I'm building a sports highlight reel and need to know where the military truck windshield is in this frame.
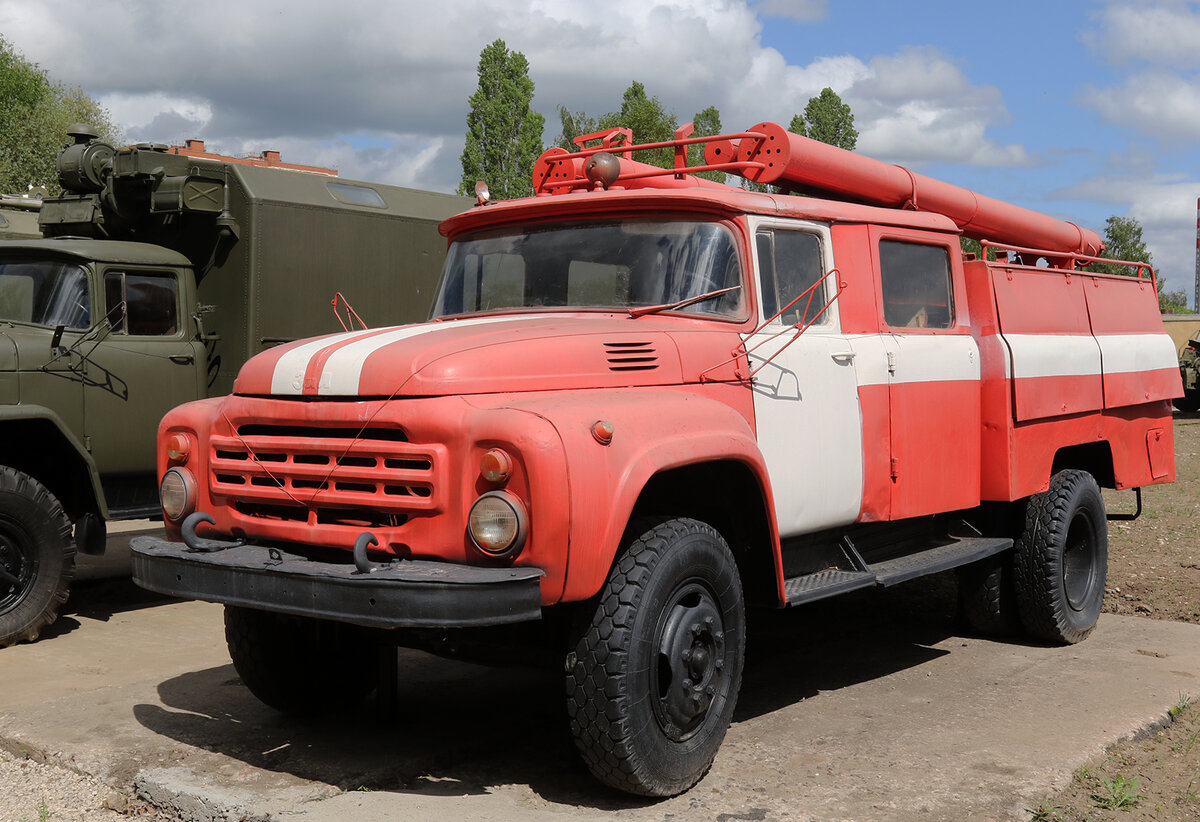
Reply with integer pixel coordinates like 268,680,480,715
433,220,744,318
0,261,90,329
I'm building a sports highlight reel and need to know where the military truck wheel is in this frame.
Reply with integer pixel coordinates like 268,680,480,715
0,467,75,647
224,606,380,715
956,551,1021,636
1013,470,1107,644
566,518,745,797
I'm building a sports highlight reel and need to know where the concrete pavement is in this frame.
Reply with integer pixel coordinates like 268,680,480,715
2,554,1198,822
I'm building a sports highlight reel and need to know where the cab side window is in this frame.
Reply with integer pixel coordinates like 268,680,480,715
756,229,826,326
104,271,179,335
879,241,953,329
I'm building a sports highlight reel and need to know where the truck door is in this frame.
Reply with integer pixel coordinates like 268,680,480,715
746,220,864,537
870,228,981,519
83,268,204,478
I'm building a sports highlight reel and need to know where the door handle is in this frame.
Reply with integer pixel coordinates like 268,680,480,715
169,354,195,365
830,350,856,363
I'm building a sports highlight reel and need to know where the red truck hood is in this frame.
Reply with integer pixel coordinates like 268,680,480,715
233,314,743,398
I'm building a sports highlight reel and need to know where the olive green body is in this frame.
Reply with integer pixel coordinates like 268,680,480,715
0,140,468,527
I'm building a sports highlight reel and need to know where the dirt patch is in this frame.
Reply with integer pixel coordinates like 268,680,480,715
1032,413,1200,821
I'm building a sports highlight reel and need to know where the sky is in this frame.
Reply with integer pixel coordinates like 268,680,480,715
2,0,1199,304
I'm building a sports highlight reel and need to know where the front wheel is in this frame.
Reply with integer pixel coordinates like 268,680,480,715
1013,470,1108,644
224,606,381,715
566,518,745,797
0,467,75,647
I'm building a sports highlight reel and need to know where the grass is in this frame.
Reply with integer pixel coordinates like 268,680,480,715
1090,774,1146,809
1169,692,1192,720
1027,800,1060,820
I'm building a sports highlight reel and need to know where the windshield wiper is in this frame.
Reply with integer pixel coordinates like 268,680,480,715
628,285,741,318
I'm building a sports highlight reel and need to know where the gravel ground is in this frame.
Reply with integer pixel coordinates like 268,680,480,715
0,748,156,822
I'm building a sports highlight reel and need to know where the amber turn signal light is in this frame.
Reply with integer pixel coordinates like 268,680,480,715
480,448,513,484
166,433,192,464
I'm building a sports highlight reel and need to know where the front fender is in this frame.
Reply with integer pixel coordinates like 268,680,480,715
0,403,106,517
492,385,779,603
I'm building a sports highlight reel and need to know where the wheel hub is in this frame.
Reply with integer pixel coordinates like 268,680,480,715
0,528,33,612
1062,511,1097,611
653,581,727,741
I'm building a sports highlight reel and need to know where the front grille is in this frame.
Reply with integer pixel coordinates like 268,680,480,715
210,423,439,529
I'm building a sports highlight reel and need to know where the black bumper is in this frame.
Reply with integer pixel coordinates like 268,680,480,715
130,537,545,628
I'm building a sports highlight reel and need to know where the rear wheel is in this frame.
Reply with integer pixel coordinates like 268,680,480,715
957,551,1021,637
0,466,75,647
224,606,381,714
1013,470,1107,644
566,518,745,797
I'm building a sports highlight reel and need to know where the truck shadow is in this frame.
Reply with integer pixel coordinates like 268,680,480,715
40,577,180,641
131,573,981,809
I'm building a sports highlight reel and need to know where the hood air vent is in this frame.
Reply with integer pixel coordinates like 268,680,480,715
604,341,659,372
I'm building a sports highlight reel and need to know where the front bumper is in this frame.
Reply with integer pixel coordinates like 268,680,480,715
131,537,544,629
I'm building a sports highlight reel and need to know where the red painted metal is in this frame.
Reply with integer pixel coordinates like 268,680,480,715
723,121,1104,255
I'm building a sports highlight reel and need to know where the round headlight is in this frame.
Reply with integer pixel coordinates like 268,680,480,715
160,467,197,522
468,491,527,556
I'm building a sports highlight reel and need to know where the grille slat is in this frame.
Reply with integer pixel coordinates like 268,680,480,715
210,423,438,529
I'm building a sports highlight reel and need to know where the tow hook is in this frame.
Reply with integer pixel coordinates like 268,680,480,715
181,512,246,552
352,532,382,574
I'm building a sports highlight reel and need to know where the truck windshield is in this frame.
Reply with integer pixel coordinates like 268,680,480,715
433,220,744,318
0,260,90,329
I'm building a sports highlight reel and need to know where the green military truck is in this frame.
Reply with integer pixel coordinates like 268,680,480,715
0,127,467,645
0,194,44,240
1177,332,1200,411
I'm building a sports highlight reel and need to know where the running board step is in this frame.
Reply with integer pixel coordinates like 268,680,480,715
783,536,1013,606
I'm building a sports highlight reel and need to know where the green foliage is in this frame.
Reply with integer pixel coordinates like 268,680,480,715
1090,774,1146,809
1094,215,1192,312
0,37,117,194
594,81,679,169
555,82,722,177
688,105,724,183
1170,693,1192,720
555,107,597,151
790,87,857,151
1026,800,1060,821
457,39,546,201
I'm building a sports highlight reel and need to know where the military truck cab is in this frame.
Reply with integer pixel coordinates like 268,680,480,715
0,131,467,646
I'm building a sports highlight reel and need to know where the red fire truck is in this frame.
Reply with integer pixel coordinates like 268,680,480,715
132,121,1181,797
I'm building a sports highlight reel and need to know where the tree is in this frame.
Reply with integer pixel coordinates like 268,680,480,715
1089,216,1190,312
0,37,118,194
458,40,545,201
555,107,597,151
795,87,857,151
555,83,722,178
689,105,724,183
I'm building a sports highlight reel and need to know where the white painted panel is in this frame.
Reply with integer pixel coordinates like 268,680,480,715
1096,333,1179,375
749,332,864,537
1003,333,1103,379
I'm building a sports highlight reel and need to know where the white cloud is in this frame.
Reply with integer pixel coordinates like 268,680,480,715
847,49,1030,167
0,0,1033,193
1081,72,1200,140
751,0,828,23
1088,1,1200,68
